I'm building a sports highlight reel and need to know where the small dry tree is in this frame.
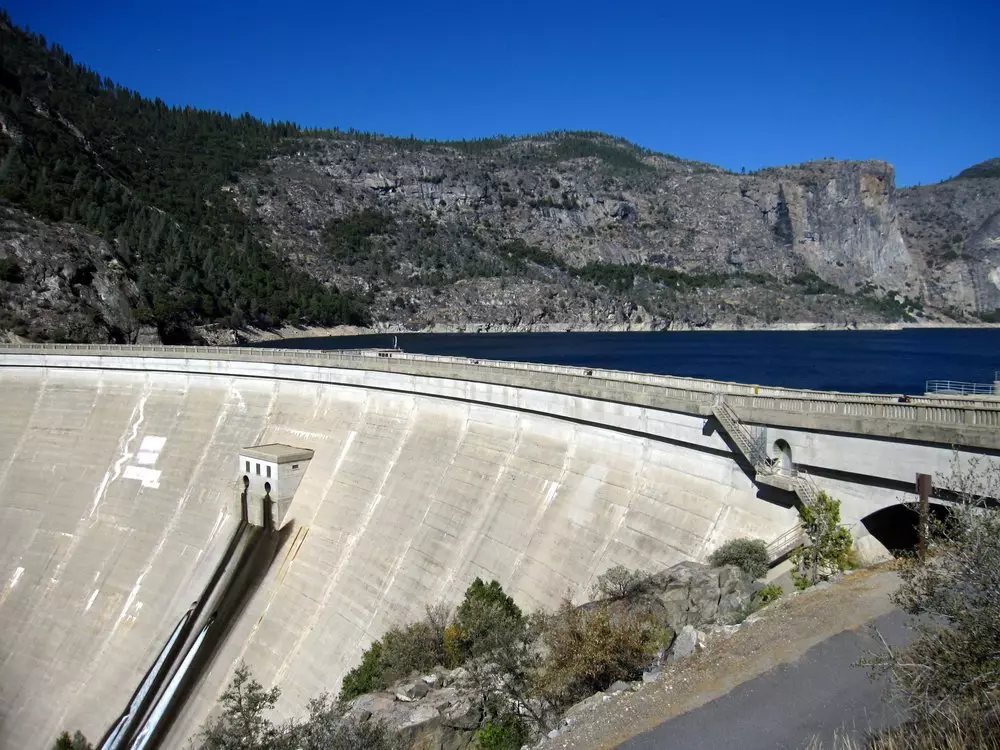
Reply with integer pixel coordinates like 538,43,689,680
863,454,1000,724
589,564,648,601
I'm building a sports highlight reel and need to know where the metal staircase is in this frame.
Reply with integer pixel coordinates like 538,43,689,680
765,523,809,563
713,395,824,563
712,396,774,474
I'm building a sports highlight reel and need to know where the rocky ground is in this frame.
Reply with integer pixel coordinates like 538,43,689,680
340,561,758,750
334,564,902,750
539,566,900,749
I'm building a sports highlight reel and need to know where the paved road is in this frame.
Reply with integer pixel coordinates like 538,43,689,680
618,610,913,750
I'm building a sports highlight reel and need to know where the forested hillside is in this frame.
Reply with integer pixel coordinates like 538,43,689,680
0,11,365,342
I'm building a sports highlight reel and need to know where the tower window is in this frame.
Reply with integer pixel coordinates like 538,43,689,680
255,463,260,475
266,465,271,478
245,460,250,472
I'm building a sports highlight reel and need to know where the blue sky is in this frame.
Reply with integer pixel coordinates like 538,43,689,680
7,0,998,186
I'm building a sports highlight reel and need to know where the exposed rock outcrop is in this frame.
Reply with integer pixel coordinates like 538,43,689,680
343,562,754,749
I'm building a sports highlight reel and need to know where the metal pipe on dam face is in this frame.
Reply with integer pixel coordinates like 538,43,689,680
0,360,800,748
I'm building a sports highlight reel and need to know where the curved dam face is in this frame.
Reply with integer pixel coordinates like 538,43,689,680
0,363,795,748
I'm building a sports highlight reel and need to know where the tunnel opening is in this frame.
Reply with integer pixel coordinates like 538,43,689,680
861,502,952,555
772,439,793,473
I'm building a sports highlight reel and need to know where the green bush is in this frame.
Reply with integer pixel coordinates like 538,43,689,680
475,713,530,750
379,619,445,685
708,538,770,580
203,663,401,750
456,578,523,631
340,581,522,702
338,640,385,702
338,605,451,702
790,492,853,589
755,583,783,606
53,732,92,750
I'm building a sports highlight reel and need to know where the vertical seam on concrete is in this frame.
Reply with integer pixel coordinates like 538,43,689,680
271,395,417,687
221,420,359,694
506,423,576,597
0,368,47,494
434,411,524,603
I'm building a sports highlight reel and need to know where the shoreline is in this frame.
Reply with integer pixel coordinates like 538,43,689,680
200,320,1000,345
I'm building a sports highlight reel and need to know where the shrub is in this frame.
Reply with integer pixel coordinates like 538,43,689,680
590,564,648,600
338,640,385,702
293,694,402,750
198,663,284,750
536,601,665,706
452,578,524,659
790,492,853,589
729,583,783,624
379,619,445,685
340,582,521,701
756,583,783,606
863,457,1000,722
203,663,400,750
339,605,452,701
53,732,92,750
475,712,531,750
708,538,770,580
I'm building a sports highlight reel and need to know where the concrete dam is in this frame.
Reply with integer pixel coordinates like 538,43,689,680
0,345,998,749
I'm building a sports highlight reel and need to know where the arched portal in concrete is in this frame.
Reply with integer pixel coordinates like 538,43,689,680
860,502,951,555
773,439,793,473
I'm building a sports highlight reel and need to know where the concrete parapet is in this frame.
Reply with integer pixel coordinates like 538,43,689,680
0,345,998,450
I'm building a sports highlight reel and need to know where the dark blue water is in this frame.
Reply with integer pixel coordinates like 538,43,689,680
254,329,1000,395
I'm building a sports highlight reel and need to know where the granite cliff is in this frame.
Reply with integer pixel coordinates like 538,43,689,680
229,135,999,335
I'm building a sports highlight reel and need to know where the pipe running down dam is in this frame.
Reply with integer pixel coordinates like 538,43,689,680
0,344,998,748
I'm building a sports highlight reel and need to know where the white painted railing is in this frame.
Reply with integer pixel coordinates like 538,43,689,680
925,379,996,396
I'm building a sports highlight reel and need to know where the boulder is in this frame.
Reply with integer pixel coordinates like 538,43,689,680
627,561,754,631
608,680,633,694
444,666,471,687
395,680,430,702
564,691,607,721
441,697,482,730
398,703,440,729
668,625,698,661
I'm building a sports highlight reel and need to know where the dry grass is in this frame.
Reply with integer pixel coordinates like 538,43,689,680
806,703,1000,749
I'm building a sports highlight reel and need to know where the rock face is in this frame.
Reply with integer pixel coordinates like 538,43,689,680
231,137,1000,332
2,116,999,338
896,162,1000,315
345,668,482,750
605,560,753,632
0,206,150,343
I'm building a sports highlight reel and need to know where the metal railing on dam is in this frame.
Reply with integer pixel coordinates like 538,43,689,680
2,343,999,442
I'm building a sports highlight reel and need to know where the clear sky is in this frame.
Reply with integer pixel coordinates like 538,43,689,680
7,0,998,186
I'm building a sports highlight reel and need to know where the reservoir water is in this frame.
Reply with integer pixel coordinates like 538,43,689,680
255,328,1000,395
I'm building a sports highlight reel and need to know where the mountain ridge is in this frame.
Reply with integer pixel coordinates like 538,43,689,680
0,14,998,343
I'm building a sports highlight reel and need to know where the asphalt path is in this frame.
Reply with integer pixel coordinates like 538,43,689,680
618,609,914,750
